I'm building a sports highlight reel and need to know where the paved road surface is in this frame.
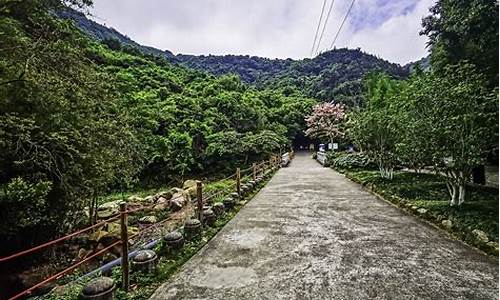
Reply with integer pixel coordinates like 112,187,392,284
150,152,498,300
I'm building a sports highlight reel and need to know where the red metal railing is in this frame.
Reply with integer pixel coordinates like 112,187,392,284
2,155,282,300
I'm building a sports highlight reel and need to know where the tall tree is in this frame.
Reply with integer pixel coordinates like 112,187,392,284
348,73,401,179
403,63,498,205
304,102,346,147
421,0,499,87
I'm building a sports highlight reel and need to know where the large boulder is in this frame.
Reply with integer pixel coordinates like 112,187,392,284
97,200,121,218
143,195,155,203
155,190,173,201
156,196,169,205
89,222,139,243
170,197,185,211
183,180,199,198
183,179,197,190
171,187,188,202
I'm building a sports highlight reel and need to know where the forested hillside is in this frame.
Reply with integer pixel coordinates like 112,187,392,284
60,8,411,107
0,0,315,250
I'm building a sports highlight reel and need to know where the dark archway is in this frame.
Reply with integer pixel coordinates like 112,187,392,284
292,132,320,151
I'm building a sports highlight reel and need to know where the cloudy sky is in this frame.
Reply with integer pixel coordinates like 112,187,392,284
90,0,435,65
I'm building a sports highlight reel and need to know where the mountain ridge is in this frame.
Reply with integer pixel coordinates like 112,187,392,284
60,8,422,105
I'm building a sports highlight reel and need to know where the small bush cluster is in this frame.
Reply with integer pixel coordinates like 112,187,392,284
326,152,375,170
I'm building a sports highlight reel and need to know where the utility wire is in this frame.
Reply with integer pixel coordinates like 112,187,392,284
329,0,356,50
314,0,336,56
310,0,328,57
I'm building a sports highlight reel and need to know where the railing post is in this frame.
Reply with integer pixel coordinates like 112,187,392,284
236,167,241,197
252,163,256,180
119,202,129,291
197,181,203,223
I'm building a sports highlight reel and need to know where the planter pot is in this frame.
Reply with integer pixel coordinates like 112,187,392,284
230,192,239,200
80,277,115,300
241,185,249,195
163,231,184,253
223,197,235,210
203,209,216,226
132,250,157,273
212,202,225,217
184,218,202,240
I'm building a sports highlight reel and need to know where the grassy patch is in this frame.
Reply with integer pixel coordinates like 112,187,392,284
340,169,499,256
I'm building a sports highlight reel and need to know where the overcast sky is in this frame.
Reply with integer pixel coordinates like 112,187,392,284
89,0,434,65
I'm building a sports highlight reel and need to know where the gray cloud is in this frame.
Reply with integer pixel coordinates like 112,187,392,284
90,0,434,64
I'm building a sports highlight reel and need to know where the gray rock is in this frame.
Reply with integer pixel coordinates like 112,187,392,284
441,219,453,229
156,196,169,205
143,195,155,203
171,198,184,211
139,216,157,224
81,277,115,296
153,204,167,211
96,201,121,218
417,208,427,214
156,191,173,200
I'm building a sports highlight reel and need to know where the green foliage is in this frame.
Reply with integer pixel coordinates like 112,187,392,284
421,0,499,87
0,0,140,246
0,1,315,250
344,169,498,255
327,152,375,170
348,73,401,179
0,178,52,236
54,10,411,108
398,63,498,205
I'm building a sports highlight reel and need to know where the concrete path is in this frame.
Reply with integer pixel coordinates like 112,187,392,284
150,152,498,300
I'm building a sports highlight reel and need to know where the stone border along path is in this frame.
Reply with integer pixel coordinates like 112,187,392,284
150,152,498,300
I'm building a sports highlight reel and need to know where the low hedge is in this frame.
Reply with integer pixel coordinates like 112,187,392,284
325,152,376,170
340,169,499,256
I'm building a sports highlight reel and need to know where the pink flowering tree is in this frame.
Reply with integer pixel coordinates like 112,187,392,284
304,102,346,146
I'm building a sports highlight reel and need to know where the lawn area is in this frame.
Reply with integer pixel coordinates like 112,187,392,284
342,169,499,255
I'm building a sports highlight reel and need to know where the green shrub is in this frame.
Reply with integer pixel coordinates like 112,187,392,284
329,152,375,170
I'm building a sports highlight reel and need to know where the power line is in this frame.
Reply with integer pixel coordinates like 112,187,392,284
329,0,356,50
313,0,336,56
310,0,328,57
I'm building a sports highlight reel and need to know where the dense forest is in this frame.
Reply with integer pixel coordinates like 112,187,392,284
0,0,316,251
60,8,411,107
1,0,498,298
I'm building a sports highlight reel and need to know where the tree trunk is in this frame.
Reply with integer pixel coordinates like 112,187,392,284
458,183,466,205
446,182,458,206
